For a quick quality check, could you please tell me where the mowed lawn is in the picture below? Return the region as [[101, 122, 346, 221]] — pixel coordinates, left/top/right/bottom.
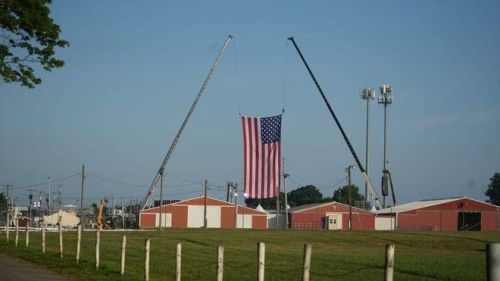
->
[[0, 229, 498, 281]]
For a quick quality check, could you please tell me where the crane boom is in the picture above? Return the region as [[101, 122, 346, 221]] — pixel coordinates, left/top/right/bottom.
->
[[140, 35, 234, 210], [287, 36, 383, 209]]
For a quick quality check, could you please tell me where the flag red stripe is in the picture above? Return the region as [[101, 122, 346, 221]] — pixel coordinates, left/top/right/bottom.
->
[[267, 143, 272, 197], [247, 118, 253, 198], [261, 143, 265, 198], [276, 141, 281, 196], [253, 118, 260, 198], [241, 117, 248, 197]]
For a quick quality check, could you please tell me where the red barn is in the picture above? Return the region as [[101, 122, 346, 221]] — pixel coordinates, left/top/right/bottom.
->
[[290, 201, 375, 230], [376, 197, 500, 231], [140, 196, 267, 229]]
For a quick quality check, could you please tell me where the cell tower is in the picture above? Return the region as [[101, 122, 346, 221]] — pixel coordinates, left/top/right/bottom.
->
[[378, 84, 396, 208], [360, 88, 376, 208]]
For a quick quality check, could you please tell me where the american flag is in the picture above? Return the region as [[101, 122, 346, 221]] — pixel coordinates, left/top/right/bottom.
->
[[241, 115, 282, 199]]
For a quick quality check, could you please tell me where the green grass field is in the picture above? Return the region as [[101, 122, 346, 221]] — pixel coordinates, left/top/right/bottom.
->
[[0, 229, 498, 281]]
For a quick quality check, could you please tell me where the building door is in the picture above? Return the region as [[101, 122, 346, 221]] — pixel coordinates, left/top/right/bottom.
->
[[458, 212, 481, 231], [326, 213, 342, 230]]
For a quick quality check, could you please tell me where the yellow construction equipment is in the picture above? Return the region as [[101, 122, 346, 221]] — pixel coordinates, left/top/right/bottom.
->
[[96, 196, 109, 230]]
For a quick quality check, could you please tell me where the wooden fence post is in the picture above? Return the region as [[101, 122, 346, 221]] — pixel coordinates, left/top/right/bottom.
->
[[42, 226, 46, 254], [76, 224, 82, 263], [121, 235, 127, 275], [5, 213, 9, 242], [95, 230, 100, 270], [15, 223, 19, 247], [385, 244, 395, 281], [176, 243, 182, 281], [257, 242, 265, 281], [303, 243, 312, 281], [487, 243, 500, 281], [59, 224, 63, 258], [25, 225, 29, 247], [144, 239, 151, 281], [216, 246, 224, 281]]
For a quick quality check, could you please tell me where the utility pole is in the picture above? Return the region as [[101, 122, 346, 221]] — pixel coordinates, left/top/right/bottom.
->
[[45, 193, 49, 215], [80, 165, 85, 230], [361, 88, 375, 207], [2, 184, 13, 234], [2, 184, 12, 209], [226, 183, 231, 202], [47, 177, 51, 215], [378, 84, 394, 208], [276, 180, 280, 230], [121, 197, 125, 229], [159, 169, 164, 230], [57, 184, 63, 211], [233, 187, 238, 229], [203, 180, 208, 229], [111, 195, 114, 220], [346, 165, 355, 231], [28, 190, 36, 226], [282, 158, 289, 229], [2, 184, 12, 206], [28, 193, 33, 224], [52, 190, 56, 214], [38, 191, 43, 225]]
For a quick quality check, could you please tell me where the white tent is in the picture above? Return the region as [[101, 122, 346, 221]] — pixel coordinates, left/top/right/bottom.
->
[[255, 204, 267, 213], [43, 210, 80, 228]]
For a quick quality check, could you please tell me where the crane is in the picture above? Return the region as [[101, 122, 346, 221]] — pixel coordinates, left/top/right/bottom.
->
[[140, 35, 234, 210], [96, 196, 108, 230], [287, 37, 383, 210]]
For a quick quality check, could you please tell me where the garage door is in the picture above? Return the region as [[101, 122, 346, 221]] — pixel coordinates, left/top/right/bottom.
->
[[187, 205, 221, 228]]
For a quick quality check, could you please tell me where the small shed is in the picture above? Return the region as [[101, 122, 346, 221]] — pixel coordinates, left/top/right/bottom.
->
[[140, 196, 267, 229], [16, 216, 31, 228], [376, 197, 500, 231], [290, 201, 375, 230]]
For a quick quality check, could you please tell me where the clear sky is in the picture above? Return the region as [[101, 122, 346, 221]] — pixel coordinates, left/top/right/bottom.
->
[[1, 0, 499, 208]]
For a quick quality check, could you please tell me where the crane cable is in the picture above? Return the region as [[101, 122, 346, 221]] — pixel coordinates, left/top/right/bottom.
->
[[233, 39, 289, 116]]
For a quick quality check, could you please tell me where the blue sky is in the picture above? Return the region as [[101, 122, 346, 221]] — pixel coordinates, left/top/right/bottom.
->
[[1, 0, 499, 208]]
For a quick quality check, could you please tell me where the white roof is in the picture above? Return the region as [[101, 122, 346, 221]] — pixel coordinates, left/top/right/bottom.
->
[[376, 197, 461, 214]]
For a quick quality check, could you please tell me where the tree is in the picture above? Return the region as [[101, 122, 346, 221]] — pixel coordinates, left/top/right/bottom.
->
[[0, 0, 69, 88], [332, 185, 365, 205], [485, 172, 500, 206], [245, 192, 285, 209], [287, 185, 323, 207], [0, 192, 7, 212], [0, 192, 7, 226]]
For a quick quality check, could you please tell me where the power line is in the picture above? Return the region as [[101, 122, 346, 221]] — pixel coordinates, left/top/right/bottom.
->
[[165, 172, 204, 185], [86, 173, 204, 189], [7, 173, 80, 191], [87, 174, 146, 187]]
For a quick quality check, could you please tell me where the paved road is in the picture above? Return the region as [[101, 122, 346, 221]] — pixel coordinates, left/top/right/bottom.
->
[[0, 252, 74, 281]]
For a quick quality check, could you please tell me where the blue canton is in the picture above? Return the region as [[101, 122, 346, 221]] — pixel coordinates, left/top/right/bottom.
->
[[261, 115, 282, 144]]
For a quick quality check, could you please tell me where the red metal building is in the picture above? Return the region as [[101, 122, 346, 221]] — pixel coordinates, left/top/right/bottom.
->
[[290, 201, 375, 230], [140, 196, 267, 229], [376, 197, 500, 231], [16, 217, 31, 228]]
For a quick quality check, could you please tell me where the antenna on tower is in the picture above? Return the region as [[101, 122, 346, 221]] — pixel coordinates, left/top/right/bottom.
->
[[378, 84, 396, 208]]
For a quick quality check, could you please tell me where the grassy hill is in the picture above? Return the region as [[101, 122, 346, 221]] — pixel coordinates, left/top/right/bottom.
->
[[0, 229, 498, 281]]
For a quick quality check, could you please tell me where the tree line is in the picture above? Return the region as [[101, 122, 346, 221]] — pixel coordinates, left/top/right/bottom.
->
[[244, 171, 500, 210], [244, 184, 366, 210]]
